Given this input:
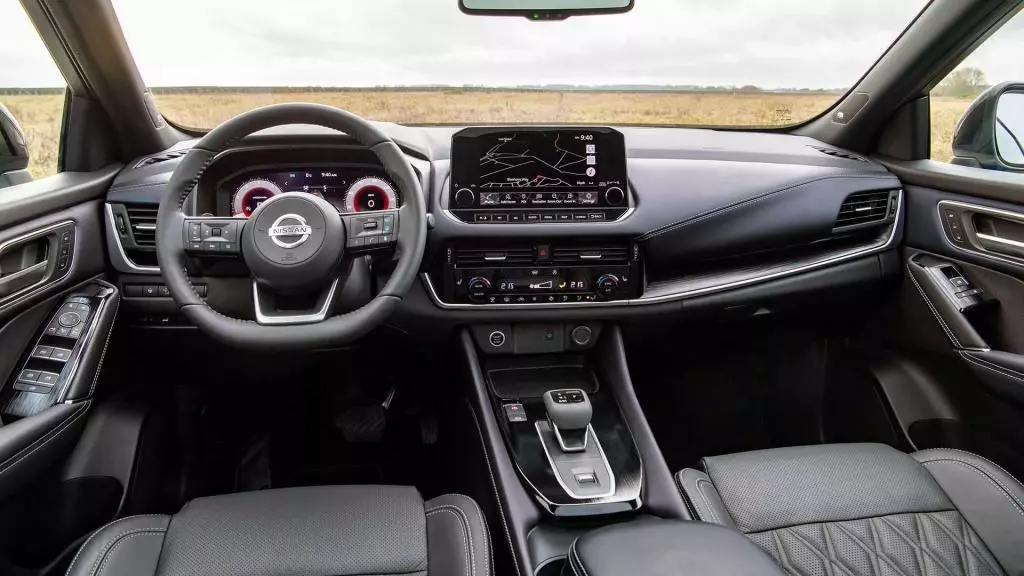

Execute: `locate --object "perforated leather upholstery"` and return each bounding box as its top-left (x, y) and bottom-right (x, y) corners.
top-left (65, 486), bottom-right (491, 576)
top-left (677, 444), bottom-right (1024, 576)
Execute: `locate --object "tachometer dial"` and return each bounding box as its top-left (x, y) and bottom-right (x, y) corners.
top-left (233, 179), bottom-right (281, 217)
top-left (344, 177), bottom-right (397, 212)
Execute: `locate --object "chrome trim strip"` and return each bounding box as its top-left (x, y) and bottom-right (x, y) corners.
top-left (937, 200), bottom-right (1024, 268)
top-left (105, 204), bottom-right (160, 274)
top-left (0, 220), bottom-right (76, 311)
top-left (421, 189), bottom-right (902, 310)
top-left (976, 232), bottom-right (1024, 250)
top-left (252, 277), bottom-right (340, 325)
top-left (535, 422), bottom-right (615, 500)
top-left (552, 421), bottom-right (588, 452)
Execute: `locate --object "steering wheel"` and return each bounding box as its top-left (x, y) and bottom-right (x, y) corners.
top-left (156, 103), bottom-right (427, 349)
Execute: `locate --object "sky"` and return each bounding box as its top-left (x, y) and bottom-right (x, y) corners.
top-left (0, 0), bottom-right (1021, 89)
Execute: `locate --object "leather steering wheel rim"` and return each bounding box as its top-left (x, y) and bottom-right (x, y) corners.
top-left (156, 103), bottom-right (427, 349)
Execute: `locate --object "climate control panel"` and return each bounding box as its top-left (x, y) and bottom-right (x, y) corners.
top-left (436, 240), bottom-right (641, 306)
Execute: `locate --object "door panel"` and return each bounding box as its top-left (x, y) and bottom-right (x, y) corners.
top-left (0, 168), bottom-right (120, 505)
top-left (879, 162), bottom-right (1024, 478)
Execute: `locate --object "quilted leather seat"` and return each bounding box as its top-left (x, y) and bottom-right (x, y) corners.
top-left (676, 444), bottom-right (1024, 576)
top-left (64, 486), bottom-right (490, 576)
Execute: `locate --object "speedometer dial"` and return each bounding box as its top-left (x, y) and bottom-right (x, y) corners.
top-left (344, 177), bottom-right (397, 212)
top-left (233, 179), bottom-right (281, 217)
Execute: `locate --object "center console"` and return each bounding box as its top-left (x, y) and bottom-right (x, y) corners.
top-left (456, 322), bottom-right (690, 576)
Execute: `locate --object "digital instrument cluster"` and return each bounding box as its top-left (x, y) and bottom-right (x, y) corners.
top-left (225, 168), bottom-right (400, 218)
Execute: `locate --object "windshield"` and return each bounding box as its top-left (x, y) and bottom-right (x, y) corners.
top-left (110, 0), bottom-right (928, 130)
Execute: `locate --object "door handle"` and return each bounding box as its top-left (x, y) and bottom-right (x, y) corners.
top-left (0, 260), bottom-right (48, 297)
top-left (938, 201), bottom-right (1024, 265)
top-left (0, 221), bottom-right (76, 306)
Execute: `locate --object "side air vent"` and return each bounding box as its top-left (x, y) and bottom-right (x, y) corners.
top-left (809, 145), bottom-right (867, 163)
top-left (125, 205), bottom-right (158, 247)
top-left (134, 149), bottom-right (189, 169)
top-left (552, 243), bottom-right (630, 265)
top-left (454, 247), bottom-right (534, 267)
top-left (834, 190), bottom-right (894, 230)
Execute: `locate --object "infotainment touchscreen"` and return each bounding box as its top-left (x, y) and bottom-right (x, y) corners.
top-left (449, 127), bottom-right (628, 222)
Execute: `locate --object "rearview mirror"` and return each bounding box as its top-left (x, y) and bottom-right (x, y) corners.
top-left (459, 0), bottom-right (633, 20)
top-left (951, 81), bottom-right (1024, 172)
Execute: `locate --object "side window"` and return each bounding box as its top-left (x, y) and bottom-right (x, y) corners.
top-left (931, 11), bottom-right (1024, 170)
top-left (0, 1), bottom-right (66, 182)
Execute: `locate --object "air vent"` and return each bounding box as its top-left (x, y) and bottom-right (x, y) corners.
top-left (125, 205), bottom-right (158, 247)
top-left (808, 145), bottom-right (867, 163)
top-left (834, 190), bottom-right (892, 229)
top-left (552, 243), bottom-right (629, 265)
top-left (454, 247), bottom-right (534, 267)
top-left (134, 149), bottom-right (189, 169)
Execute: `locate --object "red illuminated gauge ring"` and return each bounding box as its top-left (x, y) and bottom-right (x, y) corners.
top-left (232, 179), bottom-right (282, 217)
top-left (344, 177), bottom-right (398, 213)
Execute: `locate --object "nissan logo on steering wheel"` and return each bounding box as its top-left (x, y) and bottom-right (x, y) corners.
top-left (268, 213), bottom-right (312, 249)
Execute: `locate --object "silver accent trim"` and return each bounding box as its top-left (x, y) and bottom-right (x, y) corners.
top-left (252, 277), bottom-right (340, 325)
top-left (0, 220), bottom-right (76, 311)
top-left (578, 254), bottom-right (603, 260)
top-left (552, 421), bottom-right (588, 452)
top-left (976, 232), bottom-right (1024, 250)
top-left (134, 223), bottom-right (157, 231)
top-left (422, 189), bottom-right (903, 309)
top-left (483, 255), bottom-right (507, 262)
top-left (937, 200), bottom-right (1024, 268)
top-left (535, 422), bottom-right (615, 500)
top-left (0, 260), bottom-right (48, 286)
top-left (105, 204), bottom-right (160, 274)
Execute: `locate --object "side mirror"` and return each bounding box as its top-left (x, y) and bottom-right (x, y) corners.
top-left (0, 103), bottom-right (32, 188)
top-left (951, 81), bottom-right (1024, 172)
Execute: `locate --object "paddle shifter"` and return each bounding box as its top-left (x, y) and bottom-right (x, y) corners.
top-left (543, 389), bottom-right (593, 452)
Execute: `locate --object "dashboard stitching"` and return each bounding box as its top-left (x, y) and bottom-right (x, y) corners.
top-left (637, 174), bottom-right (897, 241)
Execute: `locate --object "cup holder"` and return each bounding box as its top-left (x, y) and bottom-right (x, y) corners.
top-left (0, 476), bottom-right (123, 570)
top-left (536, 558), bottom-right (566, 576)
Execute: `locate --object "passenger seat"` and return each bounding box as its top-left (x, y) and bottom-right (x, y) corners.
top-left (677, 443), bottom-right (1024, 576)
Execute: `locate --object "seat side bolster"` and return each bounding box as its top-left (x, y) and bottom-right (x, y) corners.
top-left (426, 494), bottom-right (492, 576)
top-left (65, 515), bottom-right (170, 576)
top-left (914, 448), bottom-right (1024, 575)
top-left (675, 468), bottom-right (737, 529)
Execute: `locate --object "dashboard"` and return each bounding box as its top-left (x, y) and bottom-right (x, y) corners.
top-left (221, 167), bottom-right (400, 218)
top-left (105, 123), bottom-right (905, 322)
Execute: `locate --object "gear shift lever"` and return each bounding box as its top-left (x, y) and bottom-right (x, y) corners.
top-left (543, 389), bottom-right (592, 452)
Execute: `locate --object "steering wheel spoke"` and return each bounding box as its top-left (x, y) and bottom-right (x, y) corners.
top-left (182, 216), bottom-right (247, 258)
top-left (342, 209), bottom-right (399, 254)
top-left (252, 277), bottom-right (341, 325)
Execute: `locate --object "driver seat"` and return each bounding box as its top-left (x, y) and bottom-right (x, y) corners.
top-left (65, 486), bottom-right (491, 576)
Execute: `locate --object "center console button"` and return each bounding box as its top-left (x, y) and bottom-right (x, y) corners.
top-left (488, 330), bottom-right (506, 348)
top-left (571, 325), bottom-right (594, 346)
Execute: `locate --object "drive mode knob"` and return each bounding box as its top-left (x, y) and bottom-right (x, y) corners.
top-left (571, 325), bottom-right (593, 346)
top-left (595, 274), bottom-right (620, 299)
top-left (455, 188), bottom-right (476, 208)
top-left (467, 276), bottom-right (491, 301)
top-left (605, 186), bottom-right (625, 206)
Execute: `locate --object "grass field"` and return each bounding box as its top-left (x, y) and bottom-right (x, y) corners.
top-left (2, 91), bottom-right (972, 179)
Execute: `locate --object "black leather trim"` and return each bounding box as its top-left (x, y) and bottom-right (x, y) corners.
top-left (65, 280), bottom-right (120, 401)
top-left (595, 325), bottom-right (690, 520)
top-left (906, 256), bottom-right (989, 350)
top-left (701, 443), bottom-right (952, 533)
top-left (65, 515), bottom-right (170, 576)
top-left (915, 448), bottom-right (1024, 574)
top-left (675, 468), bottom-right (735, 529)
top-left (426, 494), bottom-right (492, 576)
top-left (156, 486), bottom-right (429, 576)
top-left (958, 349), bottom-right (1024, 406)
top-left (0, 400), bottom-right (90, 502)
top-left (566, 519), bottom-right (785, 576)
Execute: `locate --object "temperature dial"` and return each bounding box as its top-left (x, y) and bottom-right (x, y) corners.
top-left (467, 276), bottom-right (492, 301)
top-left (595, 274), bottom-right (621, 299)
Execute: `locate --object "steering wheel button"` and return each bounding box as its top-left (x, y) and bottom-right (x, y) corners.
top-left (380, 235), bottom-right (393, 244)
top-left (365, 236), bottom-right (380, 246)
top-left (349, 237), bottom-right (365, 247)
